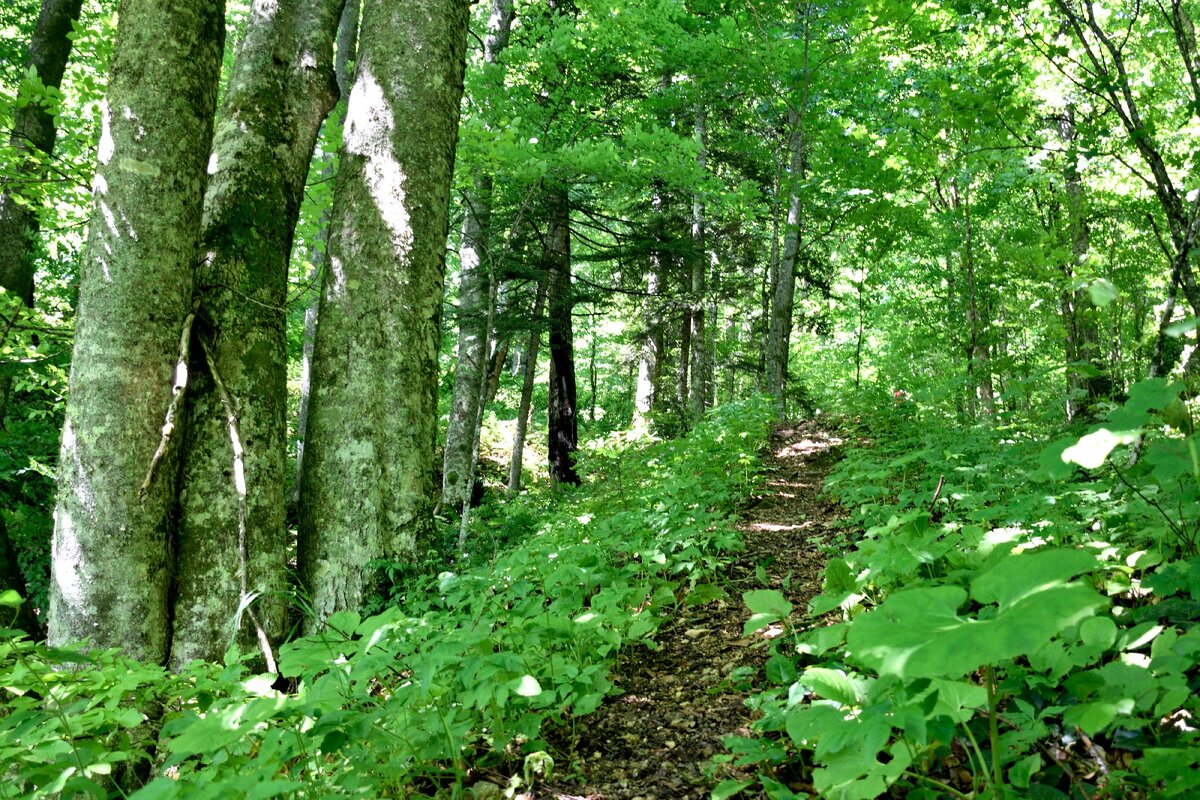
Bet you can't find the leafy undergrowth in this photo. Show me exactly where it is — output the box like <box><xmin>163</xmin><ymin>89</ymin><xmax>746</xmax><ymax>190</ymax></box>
<box><xmin>0</xmin><ymin>397</ymin><xmax>772</xmax><ymax>799</ymax></box>
<box><xmin>729</xmin><ymin>381</ymin><xmax>1200</xmax><ymax>800</ymax></box>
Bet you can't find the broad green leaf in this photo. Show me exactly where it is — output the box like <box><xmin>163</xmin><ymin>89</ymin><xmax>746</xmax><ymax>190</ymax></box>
<box><xmin>1087</xmin><ymin>278</ymin><xmax>1118</xmax><ymax>307</ymax></box>
<box><xmin>802</xmin><ymin>667</ymin><xmax>861</xmax><ymax>705</ymax></box>
<box><xmin>514</xmin><ymin>675</ymin><xmax>542</xmax><ymax>697</ymax></box>
<box><xmin>1063</xmin><ymin>697</ymin><xmax>1133</xmax><ymax>735</ymax></box>
<box><xmin>1164</xmin><ymin>316</ymin><xmax>1199</xmax><ymax>337</ymax></box>
<box><xmin>743</xmin><ymin>589</ymin><xmax>793</xmax><ymax>635</ymax></box>
<box><xmin>0</xmin><ymin>590</ymin><xmax>21</xmax><ymax>607</ymax></box>
<box><xmin>847</xmin><ymin>550</ymin><xmax>1104</xmax><ymax>678</ymax></box>
<box><xmin>1061</xmin><ymin>428</ymin><xmax>1139</xmax><ymax>469</ymax></box>
<box><xmin>1079</xmin><ymin>616</ymin><xmax>1117</xmax><ymax>649</ymax></box>
<box><xmin>711</xmin><ymin>779</ymin><xmax>754</xmax><ymax>800</ymax></box>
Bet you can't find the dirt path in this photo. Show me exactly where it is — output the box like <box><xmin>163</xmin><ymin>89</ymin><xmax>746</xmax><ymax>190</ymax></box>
<box><xmin>541</xmin><ymin>421</ymin><xmax>844</xmax><ymax>800</ymax></box>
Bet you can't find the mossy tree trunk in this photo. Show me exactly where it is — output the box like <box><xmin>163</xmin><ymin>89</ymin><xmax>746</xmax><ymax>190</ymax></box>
<box><xmin>298</xmin><ymin>0</ymin><xmax>469</xmax><ymax>623</ymax></box>
<box><xmin>49</xmin><ymin>0</ymin><xmax>224</xmax><ymax>663</ymax></box>
<box><xmin>170</xmin><ymin>0</ymin><xmax>346</xmax><ymax>669</ymax></box>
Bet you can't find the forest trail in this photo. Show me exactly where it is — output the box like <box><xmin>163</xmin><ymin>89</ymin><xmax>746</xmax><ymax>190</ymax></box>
<box><xmin>544</xmin><ymin>421</ymin><xmax>845</xmax><ymax>800</ymax></box>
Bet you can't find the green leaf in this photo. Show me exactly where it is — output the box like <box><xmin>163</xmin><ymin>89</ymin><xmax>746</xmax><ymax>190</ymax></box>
<box><xmin>0</xmin><ymin>590</ymin><xmax>22</xmax><ymax>607</ymax></box>
<box><xmin>1087</xmin><ymin>279</ymin><xmax>1118</xmax><ymax>307</ymax></box>
<box><xmin>1009</xmin><ymin>753</ymin><xmax>1043</xmax><ymax>789</ymax></box>
<box><xmin>802</xmin><ymin>667</ymin><xmax>861</xmax><ymax>705</ymax></box>
<box><xmin>1063</xmin><ymin>697</ymin><xmax>1133</xmax><ymax>735</ymax></box>
<box><xmin>711</xmin><ymin>779</ymin><xmax>754</xmax><ymax>800</ymax></box>
<box><xmin>765</xmin><ymin>653</ymin><xmax>798</xmax><ymax>685</ymax></box>
<box><xmin>1164</xmin><ymin>316</ymin><xmax>1199</xmax><ymax>337</ymax></box>
<box><xmin>847</xmin><ymin>550</ymin><xmax>1104</xmax><ymax>678</ymax></box>
<box><xmin>1060</xmin><ymin>428</ymin><xmax>1139</xmax><ymax>470</ymax></box>
<box><xmin>514</xmin><ymin>675</ymin><xmax>542</xmax><ymax>697</ymax></box>
<box><xmin>743</xmin><ymin>589</ymin><xmax>793</xmax><ymax>635</ymax></box>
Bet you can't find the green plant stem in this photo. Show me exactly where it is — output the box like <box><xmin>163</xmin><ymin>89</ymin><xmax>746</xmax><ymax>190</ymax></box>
<box><xmin>960</xmin><ymin>716</ymin><xmax>987</xmax><ymax>796</ymax></box>
<box><xmin>903</xmin><ymin>770</ymin><xmax>973</xmax><ymax>800</ymax></box>
<box><xmin>986</xmin><ymin>665</ymin><xmax>1003</xmax><ymax>793</ymax></box>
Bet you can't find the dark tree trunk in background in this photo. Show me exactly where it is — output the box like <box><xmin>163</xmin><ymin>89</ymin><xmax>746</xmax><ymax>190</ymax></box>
<box><xmin>508</xmin><ymin>279</ymin><xmax>546</xmax><ymax>494</ymax></box>
<box><xmin>171</xmin><ymin>0</ymin><xmax>346</xmax><ymax>669</ymax></box>
<box><xmin>49</xmin><ymin>0</ymin><xmax>225</xmax><ymax>662</ymax></box>
<box><xmin>298</xmin><ymin>0</ymin><xmax>469</xmax><ymax>624</ymax></box>
<box><xmin>688</xmin><ymin>108</ymin><xmax>708</xmax><ymax>424</ymax></box>
<box><xmin>545</xmin><ymin>184</ymin><xmax>580</xmax><ymax>486</ymax></box>
<box><xmin>0</xmin><ymin>0</ymin><xmax>84</xmax><ymax>308</ymax></box>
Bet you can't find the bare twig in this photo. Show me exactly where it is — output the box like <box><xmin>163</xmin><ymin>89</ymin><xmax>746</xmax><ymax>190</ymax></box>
<box><xmin>139</xmin><ymin>303</ymin><xmax>198</xmax><ymax>499</ymax></box>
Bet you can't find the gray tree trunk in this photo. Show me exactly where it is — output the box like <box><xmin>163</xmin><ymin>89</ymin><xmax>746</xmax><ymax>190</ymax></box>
<box><xmin>298</xmin><ymin>0</ymin><xmax>468</xmax><ymax>623</ymax></box>
<box><xmin>293</xmin><ymin>0</ymin><xmax>361</xmax><ymax>512</ymax></box>
<box><xmin>508</xmin><ymin>279</ymin><xmax>546</xmax><ymax>494</ymax></box>
<box><xmin>687</xmin><ymin>108</ymin><xmax>708</xmax><ymax>424</ymax></box>
<box><xmin>766</xmin><ymin>107</ymin><xmax>804</xmax><ymax>413</ymax></box>
<box><xmin>49</xmin><ymin>0</ymin><xmax>225</xmax><ymax>662</ymax></box>
<box><xmin>0</xmin><ymin>0</ymin><xmax>84</xmax><ymax>307</ymax></box>
<box><xmin>443</xmin><ymin>0</ymin><xmax>515</xmax><ymax>512</ymax></box>
<box><xmin>171</xmin><ymin>0</ymin><xmax>346</xmax><ymax>669</ymax></box>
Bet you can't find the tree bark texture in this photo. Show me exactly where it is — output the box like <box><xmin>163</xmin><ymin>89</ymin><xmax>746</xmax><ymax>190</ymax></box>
<box><xmin>766</xmin><ymin>107</ymin><xmax>804</xmax><ymax>412</ymax></box>
<box><xmin>633</xmin><ymin>180</ymin><xmax>665</xmax><ymax>428</ymax></box>
<box><xmin>508</xmin><ymin>279</ymin><xmax>546</xmax><ymax>494</ymax></box>
<box><xmin>544</xmin><ymin>184</ymin><xmax>580</xmax><ymax>486</ymax></box>
<box><xmin>298</xmin><ymin>0</ymin><xmax>469</xmax><ymax>623</ymax></box>
<box><xmin>687</xmin><ymin>108</ymin><xmax>708</xmax><ymax>424</ymax></box>
<box><xmin>293</xmin><ymin>0</ymin><xmax>360</xmax><ymax>511</ymax></box>
<box><xmin>443</xmin><ymin>0</ymin><xmax>514</xmax><ymax>512</ymax></box>
<box><xmin>49</xmin><ymin>0</ymin><xmax>225</xmax><ymax>662</ymax></box>
<box><xmin>171</xmin><ymin>0</ymin><xmax>345</xmax><ymax>668</ymax></box>
<box><xmin>0</xmin><ymin>0</ymin><xmax>84</xmax><ymax>307</ymax></box>
<box><xmin>443</xmin><ymin>175</ymin><xmax>494</xmax><ymax>512</ymax></box>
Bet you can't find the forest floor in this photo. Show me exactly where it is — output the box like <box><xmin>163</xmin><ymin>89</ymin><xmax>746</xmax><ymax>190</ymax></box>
<box><xmin>540</xmin><ymin>420</ymin><xmax>846</xmax><ymax>800</ymax></box>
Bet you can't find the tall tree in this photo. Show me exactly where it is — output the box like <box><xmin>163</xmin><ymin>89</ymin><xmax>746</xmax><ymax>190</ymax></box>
<box><xmin>687</xmin><ymin>107</ymin><xmax>709</xmax><ymax>423</ymax></box>
<box><xmin>0</xmin><ymin>0</ymin><xmax>83</xmax><ymax>308</ymax></box>
<box><xmin>49</xmin><ymin>0</ymin><xmax>225</xmax><ymax>662</ymax></box>
<box><xmin>298</xmin><ymin>0</ymin><xmax>469</xmax><ymax>622</ymax></box>
<box><xmin>171</xmin><ymin>0</ymin><xmax>346</xmax><ymax>668</ymax></box>
<box><xmin>442</xmin><ymin>0</ymin><xmax>516</xmax><ymax>514</ymax></box>
<box><xmin>544</xmin><ymin>182</ymin><xmax>581</xmax><ymax>486</ymax></box>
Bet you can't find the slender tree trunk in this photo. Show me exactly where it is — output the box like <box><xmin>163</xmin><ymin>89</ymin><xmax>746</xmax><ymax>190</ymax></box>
<box><xmin>443</xmin><ymin>0</ymin><xmax>516</xmax><ymax>513</ymax></box>
<box><xmin>544</xmin><ymin>184</ymin><xmax>580</xmax><ymax>486</ymax></box>
<box><xmin>508</xmin><ymin>279</ymin><xmax>546</xmax><ymax>494</ymax></box>
<box><xmin>633</xmin><ymin>182</ymin><xmax>665</xmax><ymax>428</ymax></box>
<box><xmin>170</xmin><ymin>0</ymin><xmax>345</xmax><ymax>669</ymax></box>
<box><xmin>49</xmin><ymin>0</ymin><xmax>225</xmax><ymax>662</ymax></box>
<box><xmin>766</xmin><ymin>107</ymin><xmax>804</xmax><ymax>413</ymax></box>
<box><xmin>293</xmin><ymin>0</ymin><xmax>360</xmax><ymax>511</ymax></box>
<box><xmin>0</xmin><ymin>0</ymin><xmax>84</xmax><ymax>307</ymax></box>
<box><xmin>1057</xmin><ymin>107</ymin><xmax>1108</xmax><ymax>421</ymax></box>
<box><xmin>688</xmin><ymin>108</ymin><xmax>708</xmax><ymax>423</ymax></box>
<box><xmin>298</xmin><ymin>0</ymin><xmax>469</xmax><ymax>624</ymax></box>
<box><xmin>676</xmin><ymin>309</ymin><xmax>691</xmax><ymax>414</ymax></box>
<box><xmin>958</xmin><ymin>178</ymin><xmax>994</xmax><ymax>416</ymax></box>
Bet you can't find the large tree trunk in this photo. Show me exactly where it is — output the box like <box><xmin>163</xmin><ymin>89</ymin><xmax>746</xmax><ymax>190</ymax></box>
<box><xmin>171</xmin><ymin>0</ymin><xmax>345</xmax><ymax>669</ymax></box>
<box><xmin>0</xmin><ymin>0</ymin><xmax>84</xmax><ymax>308</ymax></box>
<box><xmin>766</xmin><ymin>107</ymin><xmax>804</xmax><ymax>413</ymax></box>
<box><xmin>443</xmin><ymin>0</ymin><xmax>515</xmax><ymax>513</ymax></box>
<box><xmin>508</xmin><ymin>279</ymin><xmax>546</xmax><ymax>494</ymax></box>
<box><xmin>293</xmin><ymin>0</ymin><xmax>360</xmax><ymax>512</ymax></box>
<box><xmin>49</xmin><ymin>0</ymin><xmax>225</xmax><ymax>662</ymax></box>
<box><xmin>545</xmin><ymin>184</ymin><xmax>580</xmax><ymax>486</ymax></box>
<box><xmin>633</xmin><ymin>181</ymin><xmax>665</xmax><ymax>428</ymax></box>
<box><xmin>687</xmin><ymin>108</ymin><xmax>708</xmax><ymax>424</ymax></box>
<box><xmin>298</xmin><ymin>0</ymin><xmax>468</xmax><ymax>623</ymax></box>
